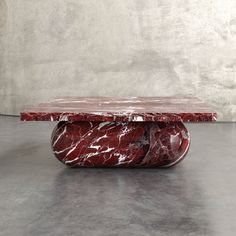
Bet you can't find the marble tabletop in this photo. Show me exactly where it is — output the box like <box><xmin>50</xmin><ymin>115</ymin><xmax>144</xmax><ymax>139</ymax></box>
<box><xmin>20</xmin><ymin>96</ymin><xmax>217</xmax><ymax>122</ymax></box>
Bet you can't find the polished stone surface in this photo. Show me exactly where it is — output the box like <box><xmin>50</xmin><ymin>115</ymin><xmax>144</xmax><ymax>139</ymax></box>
<box><xmin>0</xmin><ymin>116</ymin><xmax>236</xmax><ymax>236</ymax></box>
<box><xmin>21</xmin><ymin>96</ymin><xmax>217</xmax><ymax>122</ymax></box>
<box><xmin>21</xmin><ymin>96</ymin><xmax>215</xmax><ymax>167</ymax></box>
<box><xmin>51</xmin><ymin>121</ymin><xmax>190</xmax><ymax>167</ymax></box>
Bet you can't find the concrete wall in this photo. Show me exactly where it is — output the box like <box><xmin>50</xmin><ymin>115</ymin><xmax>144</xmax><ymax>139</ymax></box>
<box><xmin>0</xmin><ymin>0</ymin><xmax>236</xmax><ymax>121</ymax></box>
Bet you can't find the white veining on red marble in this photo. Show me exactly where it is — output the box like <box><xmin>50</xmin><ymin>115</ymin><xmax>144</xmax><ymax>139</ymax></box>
<box><xmin>21</xmin><ymin>96</ymin><xmax>217</xmax><ymax>122</ymax></box>
<box><xmin>51</xmin><ymin>121</ymin><xmax>190</xmax><ymax>167</ymax></box>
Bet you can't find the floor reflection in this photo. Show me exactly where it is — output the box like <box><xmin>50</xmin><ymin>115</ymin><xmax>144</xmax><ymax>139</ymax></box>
<box><xmin>48</xmin><ymin>167</ymin><xmax>213</xmax><ymax>235</ymax></box>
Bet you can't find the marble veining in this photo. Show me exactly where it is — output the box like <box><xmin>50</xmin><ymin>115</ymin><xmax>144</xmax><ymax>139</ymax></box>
<box><xmin>20</xmin><ymin>96</ymin><xmax>216</xmax><ymax>167</ymax></box>
<box><xmin>21</xmin><ymin>96</ymin><xmax>217</xmax><ymax>122</ymax></box>
<box><xmin>51</xmin><ymin>121</ymin><xmax>190</xmax><ymax>167</ymax></box>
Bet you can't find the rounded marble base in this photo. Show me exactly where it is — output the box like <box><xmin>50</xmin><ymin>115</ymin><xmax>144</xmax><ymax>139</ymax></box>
<box><xmin>51</xmin><ymin>121</ymin><xmax>190</xmax><ymax>167</ymax></box>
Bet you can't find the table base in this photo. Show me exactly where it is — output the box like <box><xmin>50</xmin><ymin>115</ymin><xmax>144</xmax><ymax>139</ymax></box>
<box><xmin>51</xmin><ymin>121</ymin><xmax>190</xmax><ymax>167</ymax></box>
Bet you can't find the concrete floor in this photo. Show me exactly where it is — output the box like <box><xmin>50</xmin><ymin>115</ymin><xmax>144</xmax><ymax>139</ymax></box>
<box><xmin>0</xmin><ymin>116</ymin><xmax>236</xmax><ymax>236</ymax></box>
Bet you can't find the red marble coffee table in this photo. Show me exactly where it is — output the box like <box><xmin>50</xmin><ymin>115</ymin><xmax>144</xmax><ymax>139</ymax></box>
<box><xmin>21</xmin><ymin>96</ymin><xmax>217</xmax><ymax>167</ymax></box>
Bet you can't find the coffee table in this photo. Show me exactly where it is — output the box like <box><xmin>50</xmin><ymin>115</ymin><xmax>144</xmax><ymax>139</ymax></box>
<box><xmin>21</xmin><ymin>96</ymin><xmax>217</xmax><ymax>167</ymax></box>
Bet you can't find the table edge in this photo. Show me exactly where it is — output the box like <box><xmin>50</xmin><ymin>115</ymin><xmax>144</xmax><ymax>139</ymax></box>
<box><xmin>20</xmin><ymin>111</ymin><xmax>217</xmax><ymax>122</ymax></box>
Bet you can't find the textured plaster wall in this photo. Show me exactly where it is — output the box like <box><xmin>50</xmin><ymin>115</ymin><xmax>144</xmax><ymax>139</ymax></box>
<box><xmin>0</xmin><ymin>0</ymin><xmax>236</xmax><ymax>120</ymax></box>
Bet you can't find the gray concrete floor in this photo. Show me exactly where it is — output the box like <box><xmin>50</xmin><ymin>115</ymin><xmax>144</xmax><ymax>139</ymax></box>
<box><xmin>0</xmin><ymin>116</ymin><xmax>236</xmax><ymax>236</ymax></box>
